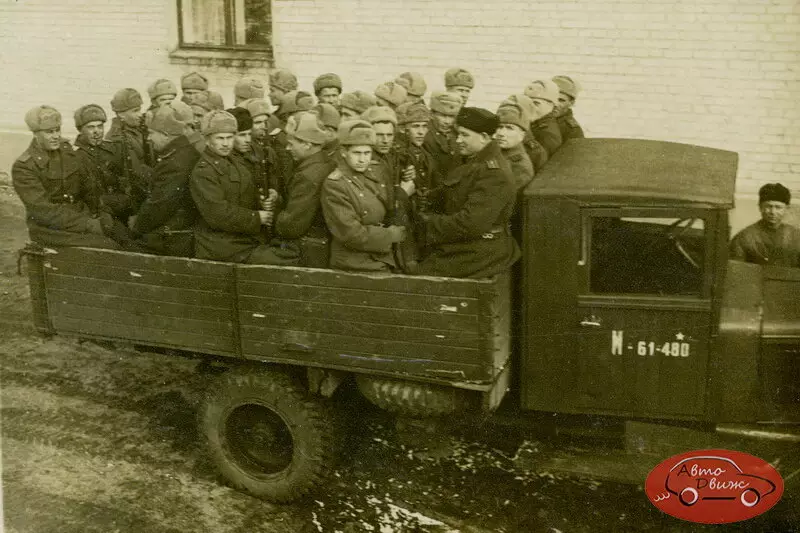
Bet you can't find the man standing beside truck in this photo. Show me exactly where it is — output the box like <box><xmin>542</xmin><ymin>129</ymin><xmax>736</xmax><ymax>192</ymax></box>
<box><xmin>729</xmin><ymin>183</ymin><xmax>800</xmax><ymax>267</ymax></box>
<box><xmin>415</xmin><ymin>107</ymin><xmax>520</xmax><ymax>278</ymax></box>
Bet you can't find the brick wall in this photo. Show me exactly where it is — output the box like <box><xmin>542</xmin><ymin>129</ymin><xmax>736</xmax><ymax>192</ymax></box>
<box><xmin>1</xmin><ymin>0</ymin><xmax>798</xmax><ymax>196</ymax></box>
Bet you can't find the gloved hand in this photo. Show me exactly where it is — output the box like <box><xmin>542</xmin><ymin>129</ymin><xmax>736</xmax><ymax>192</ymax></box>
<box><xmin>99</xmin><ymin>212</ymin><xmax>134</xmax><ymax>245</ymax></box>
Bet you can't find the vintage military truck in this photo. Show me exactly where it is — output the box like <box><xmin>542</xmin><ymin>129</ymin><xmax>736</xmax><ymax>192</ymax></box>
<box><xmin>21</xmin><ymin>139</ymin><xmax>800</xmax><ymax>502</ymax></box>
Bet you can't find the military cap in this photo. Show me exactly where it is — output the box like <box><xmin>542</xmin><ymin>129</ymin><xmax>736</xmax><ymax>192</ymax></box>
<box><xmin>396</xmin><ymin>101</ymin><xmax>431</xmax><ymax>125</ymax></box>
<box><xmin>148</xmin><ymin>78</ymin><xmax>178</xmax><ymax>100</ymax></box>
<box><xmin>206</xmin><ymin>90</ymin><xmax>225</xmax><ymax>110</ymax></box>
<box><xmin>395</xmin><ymin>72</ymin><xmax>427</xmax><ymax>97</ymax></box>
<box><xmin>74</xmin><ymin>104</ymin><xmax>107</xmax><ymax>129</ymax></box>
<box><xmin>338</xmin><ymin>119</ymin><xmax>376</xmax><ymax>146</ymax></box>
<box><xmin>201</xmin><ymin>110</ymin><xmax>238</xmax><ymax>136</ymax></box>
<box><xmin>456</xmin><ymin>107</ymin><xmax>499</xmax><ymax>136</ymax></box>
<box><xmin>190</xmin><ymin>104</ymin><xmax>209</xmax><ymax>120</ymax></box>
<box><xmin>150</xmin><ymin>104</ymin><xmax>187</xmax><ymax>136</ymax></box>
<box><xmin>552</xmin><ymin>75</ymin><xmax>581</xmax><ymax>100</ymax></box>
<box><xmin>241</xmin><ymin>98</ymin><xmax>273</xmax><ymax>118</ymax></box>
<box><xmin>501</xmin><ymin>94</ymin><xmax>536</xmax><ymax>122</ymax></box>
<box><xmin>524</xmin><ymin>79</ymin><xmax>560</xmax><ymax>104</ymax></box>
<box><xmin>759</xmin><ymin>183</ymin><xmax>791</xmax><ymax>205</ymax></box>
<box><xmin>270</xmin><ymin>68</ymin><xmax>298</xmax><ymax>93</ymax></box>
<box><xmin>361</xmin><ymin>105</ymin><xmax>397</xmax><ymax>125</ymax></box>
<box><xmin>429</xmin><ymin>91</ymin><xmax>461</xmax><ymax>116</ymax></box>
<box><xmin>234</xmin><ymin>76</ymin><xmax>265</xmax><ymax>100</ymax></box>
<box><xmin>374</xmin><ymin>82</ymin><xmax>407</xmax><ymax>108</ymax></box>
<box><xmin>110</xmin><ymin>88</ymin><xmax>143</xmax><ymax>113</ymax></box>
<box><xmin>277</xmin><ymin>90</ymin><xmax>315</xmax><ymax>118</ymax></box>
<box><xmin>312</xmin><ymin>103</ymin><xmax>341</xmax><ymax>130</ymax></box>
<box><xmin>444</xmin><ymin>68</ymin><xmax>475</xmax><ymax>89</ymax></box>
<box><xmin>286</xmin><ymin>111</ymin><xmax>330</xmax><ymax>145</ymax></box>
<box><xmin>340</xmin><ymin>91</ymin><xmax>377</xmax><ymax>115</ymax></box>
<box><xmin>25</xmin><ymin>105</ymin><xmax>61</xmax><ymax>132</ymax></box>
<box><xmin>225</xmin><ymin>107</ymin><xmax>253</xmax><ymax>132</ymax></box>
<box><xmin>313</xmin><ymin>73</ymin><xmax>343</xmax><ymax>95</ymax></box>
<box><xmin>496</xmin><ymin>103</ymin><xmax>529</xmax><ymax>131</ymax></box>
<box><xmin>181</xmin><ymin>71</ymin><xmax>209</xmax><ymax>91</ymax></box>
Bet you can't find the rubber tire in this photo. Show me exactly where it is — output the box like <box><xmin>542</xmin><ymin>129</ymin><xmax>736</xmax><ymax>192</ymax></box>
<box><xmin>355</xmin><ymin>375</ymin><xmax>471</xmax><ymax>418</ymax></box>
<box><xmin>679</xmin><ymin>487</ymin><xmax>699</xmax><ymax>506</ymax></box>
<box><xmin>200</xmin><ymin>367</ymin><xmax>335</xmax><ymax>502</ymax></box>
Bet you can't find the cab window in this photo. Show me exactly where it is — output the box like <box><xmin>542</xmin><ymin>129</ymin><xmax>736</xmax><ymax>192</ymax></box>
<box><xmin>589</xmin><ymin>216</ymin><xmax>706</xmax><ymax>296</ymax></box>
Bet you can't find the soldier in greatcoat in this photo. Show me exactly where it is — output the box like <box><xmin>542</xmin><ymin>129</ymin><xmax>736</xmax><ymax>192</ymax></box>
<box><xmin>275</xmin><ymin>112</ymin><xmax>338</xmax><ymax>267</ymax></box>
<box><xmin>180</xmin><ymin>71</ymin><xmax>209</xmax><ymax>106</ymax></box>
<box><xmin>321</xmin><ymin>120</ymin><xmax>409</xmax><ymax>272</ymax></box>
<box><xmin>416</xmin><ymin>107</ymin><xmax>520</xmax><ymax>279</ymax></box>
<box><xmin>190</xmin><ymin>110</ymin><xmax>299</xmax><ymax>265</ymax></box>
<box><xmin>494</xmin><ymin>102</ymin><xmax>534</xmax><ymax>192</ymax></box>
<box><xmin>105</xmin><ymin>88</ymin><xmax>153</xmax><ymax>205</ymax></box>
<box><xmin>552</xmin><ymin>75</ymin><xmax>586</xmax><ymax>141</ymax></box>
<box><xmin>444</xmin><ymin>68</ymin><xmax>475</xmax><ymax>106</ymax></box>
<box><xmin>423</xmin><ymin>91</ymin><xmax>462</xmax><ymax>188</ymax></box>
<box><xmin>524</xmin><ymin>79</ymin><xmax>563</xmax><ymax>157</ymax></box>
<box><xmin>313</xmin><ymin>73</ymin><xmax>343</xmax><ymax>107</ymax></box>
<box><xmin>501</xmin><ymin>94</ymin><xmax>549</xmax><ymax>173</ymax></box>
<box><xmin>129</xmin><ymin>102</ymin><xmax>201</xmax><ymax>256</ymax></box>
<box><xmin>12</xmin><ymin>105</ymin><xmax>121</xmax><ymax>249</ymax></box>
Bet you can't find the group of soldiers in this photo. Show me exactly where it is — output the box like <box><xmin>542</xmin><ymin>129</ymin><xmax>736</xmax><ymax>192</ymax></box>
<box><xmin>12</xmin><ymin>67</ymin><xmax>586</xmax><ymax>278</ymax></box>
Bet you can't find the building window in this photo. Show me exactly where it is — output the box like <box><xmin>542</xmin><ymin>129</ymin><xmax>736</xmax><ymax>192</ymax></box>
<box><xmin>178</xmin><ymin>0</ymin><xmax>272</xmax><ymax>49</ymax></box>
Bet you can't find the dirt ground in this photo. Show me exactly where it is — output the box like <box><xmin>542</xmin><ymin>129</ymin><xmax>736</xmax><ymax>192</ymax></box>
<box><xmin>1</xmin><ymin>179</ymin><xmax>799</xmax><ymax>532</ymax></box>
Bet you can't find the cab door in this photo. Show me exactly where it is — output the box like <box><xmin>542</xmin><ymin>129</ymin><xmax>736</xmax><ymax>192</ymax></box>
<box><xmin>569</xmin><ymin>207</ymin><xmax>716</xmax><ymax>419</ymax></box>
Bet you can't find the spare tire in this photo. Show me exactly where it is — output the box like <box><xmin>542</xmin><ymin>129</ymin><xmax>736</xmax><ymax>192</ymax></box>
<box><xmin>356</xmin><ymin>375</ymin><xmax>472</xmax><ymax>418</ymax></box>
<box><xmin>200</xmin><ymin>367</ymin><xmax>335</xmax><ymax>502</ymax></box>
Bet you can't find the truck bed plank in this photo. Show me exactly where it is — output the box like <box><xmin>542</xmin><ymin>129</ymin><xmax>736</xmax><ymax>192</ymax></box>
<box><xmin>50</xmin><ymin>302</ymin><xmax>234</xmax><ymax>338</ymax></box>
<box><xmin>46</xmin><ymin>275</ymin><xmax>233</xmax><ymax>308</ymax></box>
<box><xmin>237</xmin><ymin>280</ymin><xmax>478</xmax><ymax>314</ymax></box>
<box><xmin>51</xmin><ymin>316</ymin><xmax>235</xmax><ymax>353</ymax></box>
<box><xmin>48</xmin><ymin>289</ymin><xmax>230</xmax><ymax>322</ymax></box>
<box><xmin>239</xmin><ymin>312</ymin><xmax>480</xmax><ymax>349</ymax></box>
<box><xmin>49</xmin><ymin>247</ymin><xmax>227</xmax><ymax>277</ymax></box>
<box><xmin>238</xmin><ymin>295</ymin><xmax>480</xmax><ymax>331</ymax></box>
<box><xmin>240</xmin><ymin>339</ymin><xmax>489</xmax><ymax>384</ymax></box>
<box><xmin>238</xmin><ymin>265</ymin><xmax>483</xmax><ymax>298</ymax></box>
<box><xmin>240</xmin><ymin>325</ymin><xmax>478</xmax><ymax>363</ymax></box>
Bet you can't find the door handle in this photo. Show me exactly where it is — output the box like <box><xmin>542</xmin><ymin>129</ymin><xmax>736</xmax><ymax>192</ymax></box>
<box><xmin>580</xmin><ymin>315</ymin><xmax>602</xmax><ymax>327</ymax></box>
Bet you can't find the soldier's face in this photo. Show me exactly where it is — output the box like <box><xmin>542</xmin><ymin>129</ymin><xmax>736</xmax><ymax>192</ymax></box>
<box><xmin>448</xmin><ymin>86</ymin><xmax>471</xmax><ymax>105</ymax></box>
<box><xmin>373</xmin><ymin>122</ymin><xmax>395</xmax><ymax>155</ymax></box>
<box><xmin>182</xmin><ymin>89</ymin><xmax>204</xmax><ymax>105</ymax></box>
<box><xmin>81</xmin><ymin>121</ymin><xmax>105</xmax><ymax>147</ymax></box>
<box><xmin>207</xmin><ymin>133</ymin><xmax>234</xmax><ymax>157</ymax></box>
<box><xmin>318</xmin><ymin>88</ymin><xmax>340</xmax><ymax>106</ymax></box>
<box><xmin>153</xmin><ymin>94</ymin><xmax>176</xmax><ymax>108</ymax></box>
<box><xmin>530</xmin><ymin>99</ymin><xmax>555</xmax><ymax>120</ymax></box>
<box><xmin>760</xmin><ymin>201</ymin><xmax>788</xmax><ymax>228</ymax></box>
<box><xmin>456</xmin><ymin>127</ymin><xmax>490</xmax><ymax>156</ymax></box>
<box><xmin>34</xmin><ymin>127</ymin><xmax>61</xmax><ymax>151</ymax></box>
<box><xmin>493</xmin><ymin>123</ymin><xmax>525</xmax><ymax>150</ymax></box>
<box><xmin>340</xmin><ymin>107</ymin><xmax>360</xmax><ymax>120</ymax></box>
<box><xmin>251</xmin><ymin>114</ymin><xmax>268</xmax><ymax>140</ymax></box>
<box><xmin>556</xmin><ymin>93</ymin><xmax>574</xmax><ymax>116</ymax></box>
<box><xmin>233</xmin><ymin>130</ymin><xmax>252</xmax><ymax>153</ymax></box>
<box><xmin>431</xmin><ymin>111</ymin><xmax>456</xmax><ymax>135</ymax></box>
<box><xmin>269</xmin><ymin>86</ymin><xmax>286</xmax><ymax>106</ymax></box>
<box><xmin>286</xmin><ymin>135</ymin><xmax>313</xmax><ymax>161</ymax></box>
<box><xmin>148</xmin><ymin>129</ymin><xmax>173</xmax><ymax>153</ymax></box>
<box><xmin>341</xmin><ymin>145</ymin><xmax>372</xmax><ymax>173</ymax></box>
<box><xmin>118</xmin><ymin>107</ymin><xmax>142</xmax><ymax>128</ymax></box>
<box><xmin>404</xmin><ymin>121</ymin><xmax>428</xmax><ymax>147</ymax></box>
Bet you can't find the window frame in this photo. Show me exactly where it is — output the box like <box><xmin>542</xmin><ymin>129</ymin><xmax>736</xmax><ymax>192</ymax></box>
<box><xmin>176</xmin><ymin>0</ymin><xmax>272</xmax><ymax>52</ymax></box>
<box><xmin>578</xmin><ymin>206</ymin><xmax>715</xmax><ymax>299</ymax></box>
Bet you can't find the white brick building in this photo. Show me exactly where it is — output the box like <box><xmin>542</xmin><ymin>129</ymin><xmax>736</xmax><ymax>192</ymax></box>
<box><xmin>0</xmin><ymin>0</ymin><xmax>798</xmax><ymax>196</ymax></box>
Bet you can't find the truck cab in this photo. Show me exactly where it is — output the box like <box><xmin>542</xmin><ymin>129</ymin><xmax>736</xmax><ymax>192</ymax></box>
<box><xmin>520</xmin><ymin>138</ymin><xmax>799</xmax><ymax>425</ymax></box>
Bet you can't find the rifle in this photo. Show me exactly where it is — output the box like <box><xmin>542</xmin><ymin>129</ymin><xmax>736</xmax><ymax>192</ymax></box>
<box><xmin>139</xmin><ymin>114</ymin><xmax>153</xmax><ymax>167</ymax></box>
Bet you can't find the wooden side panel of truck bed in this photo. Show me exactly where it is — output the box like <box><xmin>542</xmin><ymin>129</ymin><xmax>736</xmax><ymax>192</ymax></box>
<box><xmin>29</xmin><ymin>247</ymin><xmax>510</xmax><ymax>391</ymax></box>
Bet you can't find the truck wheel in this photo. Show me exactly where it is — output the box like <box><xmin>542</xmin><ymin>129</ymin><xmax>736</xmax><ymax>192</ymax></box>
<box><xmin>356</xmin><ymin>375</ymin><xmax>471</xmax><ymax>418</ymax></box>
<box><xmin>200</xmin><ymin>367</ymin><xmax>335</xmax><ymax>502</ymax></box>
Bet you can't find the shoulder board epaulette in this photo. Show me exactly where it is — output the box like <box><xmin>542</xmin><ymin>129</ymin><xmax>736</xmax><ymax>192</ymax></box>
<box><xmin>269</xmin><ymin>128</ymin><xmax>282</xmax><ymax>136</ymax></box>
<box><xmin>486</xmin><ymin>159</ymin><xmax>500</xmax><ymax>169</ymax></box>
<box><xmin>327</xmin><ymin>168</ymin><xmax>343</xmax><ymax>181</ymax></box>
<box><xmin>17</xmin><ymin>151</ymin><xmax>31</xmax><ymax>162</ymax></box>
